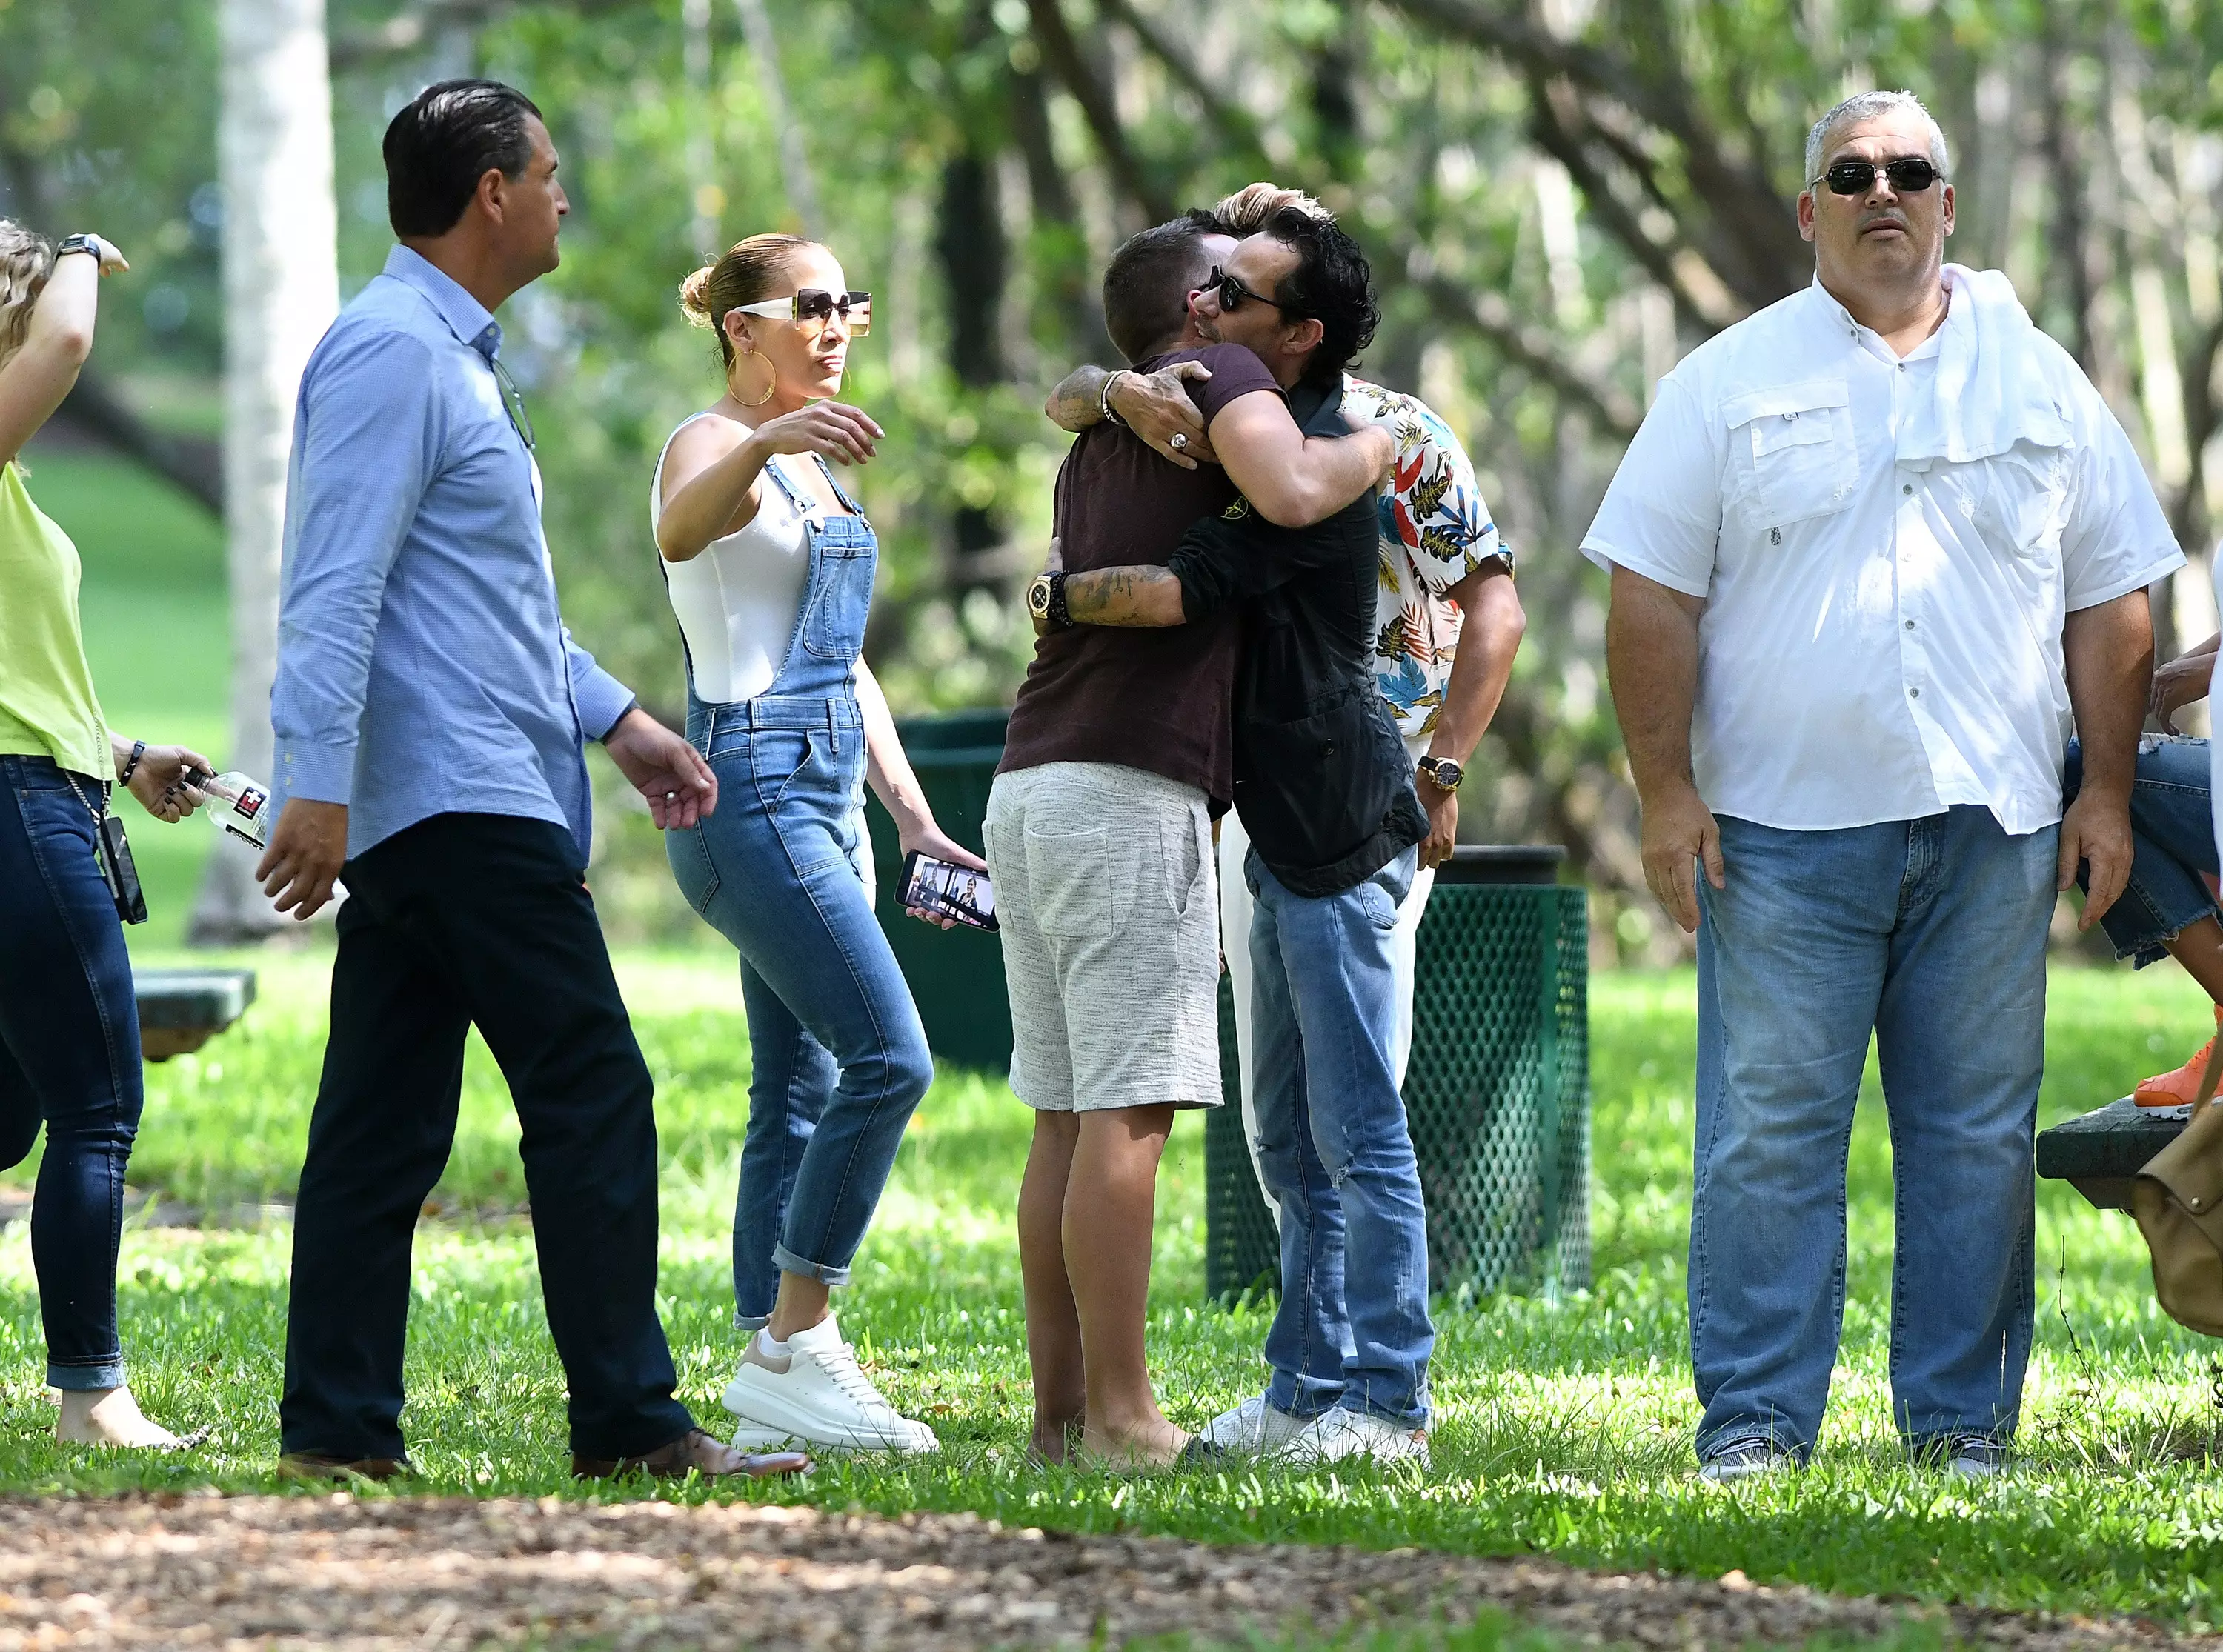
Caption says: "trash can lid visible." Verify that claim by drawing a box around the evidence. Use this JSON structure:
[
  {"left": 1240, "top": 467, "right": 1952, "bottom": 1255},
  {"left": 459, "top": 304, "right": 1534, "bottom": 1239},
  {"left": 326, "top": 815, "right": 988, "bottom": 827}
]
[{"left": 1434, "top": 845, "right": 1567, "bottom": 885}]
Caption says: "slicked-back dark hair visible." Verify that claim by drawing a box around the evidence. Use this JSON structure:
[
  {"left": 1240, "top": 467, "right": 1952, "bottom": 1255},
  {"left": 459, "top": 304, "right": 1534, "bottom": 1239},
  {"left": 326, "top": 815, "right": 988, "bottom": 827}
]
[
  {"left": 1101, "top": 220, "right": 1213, "bottom": 364},
  {"left": 1259, "top": 204, "right": 1378, "bottom": 389},
  {"left": 384, "top": 79, "right": 544, "bottom": 239}
]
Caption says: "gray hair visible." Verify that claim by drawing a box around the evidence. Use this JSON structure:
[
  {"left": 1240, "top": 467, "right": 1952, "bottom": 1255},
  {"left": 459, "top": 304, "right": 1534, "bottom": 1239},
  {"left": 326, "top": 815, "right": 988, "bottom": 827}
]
[
  {"left": 1803, "top": 90, "right": 1950, "bottom": 188},
  {"left": 0, "top": 219, "right": 53, "bottom": 373}
]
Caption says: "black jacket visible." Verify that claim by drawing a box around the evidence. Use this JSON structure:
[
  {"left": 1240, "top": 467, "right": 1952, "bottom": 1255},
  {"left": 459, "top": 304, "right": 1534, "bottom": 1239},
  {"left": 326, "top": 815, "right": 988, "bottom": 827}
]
[{"left": 1166, "top": 380, "right": 1427, "bottom": 896}]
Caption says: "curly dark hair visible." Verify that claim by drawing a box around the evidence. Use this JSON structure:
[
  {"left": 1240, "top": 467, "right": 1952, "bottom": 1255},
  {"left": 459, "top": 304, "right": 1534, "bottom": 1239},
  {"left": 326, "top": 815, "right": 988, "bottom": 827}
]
[{"left": 1257, "top": 204, "right": 1378, "bottom": 390}]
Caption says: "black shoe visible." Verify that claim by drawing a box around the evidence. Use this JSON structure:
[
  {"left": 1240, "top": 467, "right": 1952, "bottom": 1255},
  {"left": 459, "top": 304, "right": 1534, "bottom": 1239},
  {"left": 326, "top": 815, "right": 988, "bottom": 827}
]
[{"left": 276, "top": 1451, "right": 416, "bottom": 1482}]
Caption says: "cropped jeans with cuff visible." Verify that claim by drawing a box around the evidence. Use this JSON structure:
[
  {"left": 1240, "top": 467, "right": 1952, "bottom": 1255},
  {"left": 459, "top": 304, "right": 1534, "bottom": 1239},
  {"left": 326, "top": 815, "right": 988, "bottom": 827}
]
[
  {"left": 664, "top": 507, "right": 934, "bottom": 1328},
  {"left": 2063, "top": 735, "right": 2219, "bottom": 967},
  {"left": 0, "top": 753, "right": 143, "bottom": 1393},
  {"left": 1247, "top": 845, "right": 1433, "bottom": 1430},
  {"left": 1692, "top": 806, "right": 2053, "bottom": 1465}
]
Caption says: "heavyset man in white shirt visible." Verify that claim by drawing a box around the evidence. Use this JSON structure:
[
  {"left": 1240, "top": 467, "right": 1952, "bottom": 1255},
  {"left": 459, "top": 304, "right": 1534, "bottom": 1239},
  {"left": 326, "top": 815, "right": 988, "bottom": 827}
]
[{"left": 1584, "top": 91, "right": 2183, "bottom": 1481}]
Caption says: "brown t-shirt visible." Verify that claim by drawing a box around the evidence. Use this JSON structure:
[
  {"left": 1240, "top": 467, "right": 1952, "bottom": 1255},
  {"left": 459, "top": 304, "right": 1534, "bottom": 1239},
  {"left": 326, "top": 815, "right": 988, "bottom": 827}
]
[{"left": 999, "top": 344, "right": 1285, "bottom": 810}]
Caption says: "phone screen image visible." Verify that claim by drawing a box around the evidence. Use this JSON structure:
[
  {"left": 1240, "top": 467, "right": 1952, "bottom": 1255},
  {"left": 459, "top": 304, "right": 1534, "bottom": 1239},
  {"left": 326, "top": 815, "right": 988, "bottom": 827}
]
[{"left": 901, "top": 852, "right": 997, "bottom": 930}]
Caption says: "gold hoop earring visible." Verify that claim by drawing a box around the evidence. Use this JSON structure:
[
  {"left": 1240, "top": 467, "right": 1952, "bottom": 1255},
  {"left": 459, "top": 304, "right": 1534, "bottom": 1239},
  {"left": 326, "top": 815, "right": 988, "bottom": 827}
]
[{"left": 732, "top": 350, "right": 777, "bottom": 407}]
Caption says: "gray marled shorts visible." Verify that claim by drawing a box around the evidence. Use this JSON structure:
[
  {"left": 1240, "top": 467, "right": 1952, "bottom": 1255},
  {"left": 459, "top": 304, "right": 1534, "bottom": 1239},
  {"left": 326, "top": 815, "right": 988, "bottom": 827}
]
[{"left": 985, "top": 762, "right": 1223, "bottom": 1112}]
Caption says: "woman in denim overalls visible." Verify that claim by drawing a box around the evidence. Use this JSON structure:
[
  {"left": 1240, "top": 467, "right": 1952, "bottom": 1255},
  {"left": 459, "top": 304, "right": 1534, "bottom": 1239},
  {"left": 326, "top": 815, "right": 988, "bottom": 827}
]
[{"left": 655, "top": 235, "right": 985, "bottom": 1453}]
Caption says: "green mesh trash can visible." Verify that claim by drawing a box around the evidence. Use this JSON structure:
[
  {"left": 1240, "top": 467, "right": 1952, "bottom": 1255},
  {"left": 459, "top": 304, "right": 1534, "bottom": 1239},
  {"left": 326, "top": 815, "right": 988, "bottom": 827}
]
[
  {"left": 1206, "top": 845, "right": 1591, "bottom": 1301},
  {"left": 862, "top": 709, "right": 1013, "bottom": 1071}
]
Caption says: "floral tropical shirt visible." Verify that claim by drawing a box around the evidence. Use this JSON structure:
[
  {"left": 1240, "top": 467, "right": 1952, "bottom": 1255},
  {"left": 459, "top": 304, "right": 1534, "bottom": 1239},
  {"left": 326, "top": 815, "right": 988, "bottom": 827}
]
[{"left": 1340, "top": 374, "right": 1509, "bottom": 743}]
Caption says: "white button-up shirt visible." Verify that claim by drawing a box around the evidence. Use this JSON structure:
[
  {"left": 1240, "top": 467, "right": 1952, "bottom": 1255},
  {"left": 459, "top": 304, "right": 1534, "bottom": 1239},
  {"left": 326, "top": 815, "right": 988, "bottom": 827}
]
[{"left": 1582, "top": 268, "right": 2183, "bottom": 836}]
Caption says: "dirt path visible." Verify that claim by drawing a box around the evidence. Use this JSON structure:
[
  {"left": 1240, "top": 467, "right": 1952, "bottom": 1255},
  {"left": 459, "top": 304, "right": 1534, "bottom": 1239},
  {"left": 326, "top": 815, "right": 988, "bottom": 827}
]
[{"left": 0, "top": 1495, "right": 2199, "bottom": 1650}]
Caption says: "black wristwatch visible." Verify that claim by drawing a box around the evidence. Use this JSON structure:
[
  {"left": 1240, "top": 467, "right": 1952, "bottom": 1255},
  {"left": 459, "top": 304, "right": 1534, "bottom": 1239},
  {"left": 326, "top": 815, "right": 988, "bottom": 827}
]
[
  {"left": 53, "top": 233, "right": 102, "bottom": 262},
  {"left": 1027, "top": 570, "right": 1072, "bottom": 630},
  {"left": 1416, "top": 755, "right": 1464, "bottom": 792}
]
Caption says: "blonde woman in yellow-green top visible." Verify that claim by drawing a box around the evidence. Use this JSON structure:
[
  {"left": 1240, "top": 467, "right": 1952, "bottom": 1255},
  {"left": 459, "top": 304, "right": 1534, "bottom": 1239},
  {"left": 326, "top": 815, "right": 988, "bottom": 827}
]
[{"left": 0, "top": 222, "right": 214, "bottom": 1450}]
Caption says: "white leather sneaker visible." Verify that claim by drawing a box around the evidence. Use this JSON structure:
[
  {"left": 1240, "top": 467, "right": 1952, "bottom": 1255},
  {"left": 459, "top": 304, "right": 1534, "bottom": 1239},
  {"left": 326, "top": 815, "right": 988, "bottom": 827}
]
[
  {"left": 1281, "top": 1407, "right": 1429, "bottom": 1468},
  {"left": 1199, "top": 1393, "right": 1309, "bottom": 1455},
  {"left": 721, "top": 1314, "right": 940, "bottom": 1453}
]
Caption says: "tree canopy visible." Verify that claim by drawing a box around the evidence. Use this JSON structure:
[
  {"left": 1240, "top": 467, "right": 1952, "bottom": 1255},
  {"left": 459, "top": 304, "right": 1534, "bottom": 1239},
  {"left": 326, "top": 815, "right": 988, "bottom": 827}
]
[{"left": 9, "top": 0, "right": 2222, "bottom": 954}]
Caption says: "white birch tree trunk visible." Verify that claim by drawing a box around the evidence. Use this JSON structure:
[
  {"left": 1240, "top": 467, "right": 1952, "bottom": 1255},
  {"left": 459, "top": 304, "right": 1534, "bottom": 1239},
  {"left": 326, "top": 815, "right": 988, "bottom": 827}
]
[{"left": 190, "top": 0, "right": 339, "bottom": 943}]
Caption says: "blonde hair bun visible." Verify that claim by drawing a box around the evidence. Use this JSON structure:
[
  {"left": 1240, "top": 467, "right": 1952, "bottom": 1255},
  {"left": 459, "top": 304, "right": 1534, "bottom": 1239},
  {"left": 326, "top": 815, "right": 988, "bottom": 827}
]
[
  {"left": 678, "top": 263, "right": 719, "bottom": 326},
  {"left": 682, "top": 232, "right": 821, "bottom": 369}
]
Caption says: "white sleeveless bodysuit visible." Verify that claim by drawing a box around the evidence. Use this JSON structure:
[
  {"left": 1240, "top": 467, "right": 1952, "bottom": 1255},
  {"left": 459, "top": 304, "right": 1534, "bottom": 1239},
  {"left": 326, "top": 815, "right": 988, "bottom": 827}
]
[{"left": 651, "top": 413, "right": 832, "bottom": 704}]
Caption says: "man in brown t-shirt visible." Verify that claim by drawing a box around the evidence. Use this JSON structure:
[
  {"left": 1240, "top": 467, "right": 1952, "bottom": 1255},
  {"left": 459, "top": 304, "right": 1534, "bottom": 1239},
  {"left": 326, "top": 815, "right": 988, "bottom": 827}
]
[{"left": 987, "top": 217, "right": 1391, "bottom": 1470}]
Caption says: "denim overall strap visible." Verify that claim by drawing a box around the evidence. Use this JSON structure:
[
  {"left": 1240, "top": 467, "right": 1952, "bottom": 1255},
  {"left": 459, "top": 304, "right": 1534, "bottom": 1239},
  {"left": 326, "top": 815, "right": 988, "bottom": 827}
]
[{"left": 768, "top": 507, "right": 877, "bottom": 703}]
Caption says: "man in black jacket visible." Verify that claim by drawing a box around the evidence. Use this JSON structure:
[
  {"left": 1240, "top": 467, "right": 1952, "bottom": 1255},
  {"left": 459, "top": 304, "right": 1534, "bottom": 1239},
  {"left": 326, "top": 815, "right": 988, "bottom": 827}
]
[{"left": 1027, "top": 209, "right": 1433, "bottom": 1467}]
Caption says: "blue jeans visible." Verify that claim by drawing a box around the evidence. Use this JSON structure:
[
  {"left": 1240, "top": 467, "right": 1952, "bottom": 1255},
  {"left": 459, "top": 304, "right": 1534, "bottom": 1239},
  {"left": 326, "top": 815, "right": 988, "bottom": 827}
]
[
  {"left": 2064, "top": 736, "right": 2218, "bottom": 967},
  {"left": 0, "top": 755, "right": 142, "bottom": 1392},
  {"left": 1247, "top": 845, "right": 1433, "bottom": 1429},
  {"left": 668, "top": 694, "right": 934, "bottom": 1322},
  {"left": 1693, "top": 806, "right": 2053, "bottom": 1461}
]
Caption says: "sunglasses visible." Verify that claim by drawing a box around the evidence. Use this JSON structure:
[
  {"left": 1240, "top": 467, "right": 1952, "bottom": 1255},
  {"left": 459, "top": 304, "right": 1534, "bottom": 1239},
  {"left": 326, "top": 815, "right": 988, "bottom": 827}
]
[
  {"left": 1205, "top": 265, "right": 1295, "bottom": 319},
  {"left": 489, "top": 354, "right": 535, "bottom": 453},
  {"left": 731, "top": 287, "right": 872, "bottom": 336},
  {"left": 1816, "top": 156, "right": 1941, "bottom": 196}
]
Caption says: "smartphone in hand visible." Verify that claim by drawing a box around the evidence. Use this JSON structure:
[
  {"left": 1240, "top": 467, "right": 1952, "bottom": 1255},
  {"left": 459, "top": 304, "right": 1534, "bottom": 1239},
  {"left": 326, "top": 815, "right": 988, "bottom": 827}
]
[{"left": 900, "top": 850, "right": 997, "bottom": 931}]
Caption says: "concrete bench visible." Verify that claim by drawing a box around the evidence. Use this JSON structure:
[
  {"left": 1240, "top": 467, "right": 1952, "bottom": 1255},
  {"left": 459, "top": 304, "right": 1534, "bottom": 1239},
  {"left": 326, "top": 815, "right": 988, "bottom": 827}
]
[
  {"left": 133, "top": 967, "right": 256, "bottom": 1062},
  {"left": 2035, "top": 1097, "right": 2187, "bottom": 1211}
]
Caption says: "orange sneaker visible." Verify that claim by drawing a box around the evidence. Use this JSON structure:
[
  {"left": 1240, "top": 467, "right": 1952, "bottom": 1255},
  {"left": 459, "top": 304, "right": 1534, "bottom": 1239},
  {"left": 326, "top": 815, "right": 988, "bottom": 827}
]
[{"left": 2134, "top": 1005, "right": 2223, "bottom": 1116}]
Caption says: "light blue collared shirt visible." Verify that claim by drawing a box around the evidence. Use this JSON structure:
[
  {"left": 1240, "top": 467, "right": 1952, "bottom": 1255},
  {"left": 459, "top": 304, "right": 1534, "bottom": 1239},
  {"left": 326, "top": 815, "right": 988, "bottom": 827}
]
[{"left": 270, "top": 246, "right": 634, "bottom": 862}]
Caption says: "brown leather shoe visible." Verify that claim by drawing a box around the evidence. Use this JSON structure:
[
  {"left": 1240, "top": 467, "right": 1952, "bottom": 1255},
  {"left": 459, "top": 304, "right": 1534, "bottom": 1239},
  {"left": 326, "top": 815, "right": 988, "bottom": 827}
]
[
  {"left": 572, "top": 1427, "right": 811, "bottom": 1481},
  {"left": 276, "top": 1451, "right": 416, "bottom": 1482}
]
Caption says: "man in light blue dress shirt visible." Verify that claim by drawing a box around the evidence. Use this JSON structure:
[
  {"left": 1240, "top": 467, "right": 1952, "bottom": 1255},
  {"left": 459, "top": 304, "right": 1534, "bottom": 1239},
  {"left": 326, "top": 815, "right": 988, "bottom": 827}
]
[{"left": 258, "top": 80, "right": 800, "bottom": 1482}]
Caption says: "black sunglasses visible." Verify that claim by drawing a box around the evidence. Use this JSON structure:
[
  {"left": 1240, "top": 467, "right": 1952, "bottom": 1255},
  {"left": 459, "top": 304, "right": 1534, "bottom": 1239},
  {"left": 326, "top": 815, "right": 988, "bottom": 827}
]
[
  {"left": 1205, "top": 265, "right": 1297, "bottom": 319},
  {"left": 1817, "top": 156, "right": 1941, "bottom": 197}
]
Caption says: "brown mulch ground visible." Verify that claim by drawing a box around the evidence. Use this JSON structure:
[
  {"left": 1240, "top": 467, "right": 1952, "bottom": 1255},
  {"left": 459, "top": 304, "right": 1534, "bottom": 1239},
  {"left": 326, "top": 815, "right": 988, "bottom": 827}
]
[{"left": 0, "top": 1495, "right": 2204, "bottom": 1651}]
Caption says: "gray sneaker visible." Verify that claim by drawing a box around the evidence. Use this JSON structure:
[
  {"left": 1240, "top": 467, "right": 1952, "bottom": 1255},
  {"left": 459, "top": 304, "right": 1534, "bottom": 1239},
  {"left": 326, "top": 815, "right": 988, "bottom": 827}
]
[
  {"left": 1920, "top": 1432, "right": 2011, "bottom": 1479},
  {"left": 1698, "top": 1439, "right": 1796, "bottom": 1484}
]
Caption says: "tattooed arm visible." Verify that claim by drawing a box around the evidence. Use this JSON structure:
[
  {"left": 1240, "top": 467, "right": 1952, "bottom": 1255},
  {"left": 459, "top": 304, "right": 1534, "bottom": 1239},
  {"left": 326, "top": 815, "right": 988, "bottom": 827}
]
[
  {"left": 1044, "top": 362, "right": 1217, "bottom": 469},
  {"left": 1060, "top": 565, "right": 1189, "bottom": 627}
]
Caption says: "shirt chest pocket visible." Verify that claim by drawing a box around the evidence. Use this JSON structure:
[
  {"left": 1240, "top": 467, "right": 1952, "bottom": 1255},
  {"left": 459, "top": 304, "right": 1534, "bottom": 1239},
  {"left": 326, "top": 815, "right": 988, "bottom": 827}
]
[
  {"left": 1971, "top": 442, "right": 2070, "bottom": 562},
  {"left": 1722, "top": 379, "right": 1859, "bottom": 531}
]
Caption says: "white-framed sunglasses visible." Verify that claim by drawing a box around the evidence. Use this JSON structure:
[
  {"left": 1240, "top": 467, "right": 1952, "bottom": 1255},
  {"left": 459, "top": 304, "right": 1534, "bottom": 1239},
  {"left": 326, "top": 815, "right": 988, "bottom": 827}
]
[{"left": 729, "top": 287, "right": 872, "bottom": 336}]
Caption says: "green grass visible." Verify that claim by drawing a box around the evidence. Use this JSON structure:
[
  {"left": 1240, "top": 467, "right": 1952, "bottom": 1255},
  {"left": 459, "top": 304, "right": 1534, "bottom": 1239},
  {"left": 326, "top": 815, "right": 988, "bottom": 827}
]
[
  {"left": 19, "top": 445, "right": 230, "bottom": 946},
  {"left": 4, "top": 953, "right": 2223, "bottom": 1639}
]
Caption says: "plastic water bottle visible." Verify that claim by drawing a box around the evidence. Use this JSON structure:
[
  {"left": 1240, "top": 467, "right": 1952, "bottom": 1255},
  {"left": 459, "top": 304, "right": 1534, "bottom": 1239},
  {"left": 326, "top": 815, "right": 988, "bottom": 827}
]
[{"left": 192, "top": 770, "right": 273, "bottom": 850}]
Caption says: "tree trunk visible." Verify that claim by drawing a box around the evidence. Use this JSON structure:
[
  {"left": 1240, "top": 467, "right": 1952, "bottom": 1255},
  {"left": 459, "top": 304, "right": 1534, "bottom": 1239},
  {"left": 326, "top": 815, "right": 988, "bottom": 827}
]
[
  {"left": 936, "top": 148, "right": 1009, "bottom": 594},
  {"left": 190, "top": 0, "right": 338, "bottom": 945}
]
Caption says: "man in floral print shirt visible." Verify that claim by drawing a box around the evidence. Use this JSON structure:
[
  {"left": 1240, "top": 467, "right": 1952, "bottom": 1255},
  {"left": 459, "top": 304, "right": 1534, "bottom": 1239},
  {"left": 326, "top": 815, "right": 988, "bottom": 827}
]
[{"left": 1042, "top": 184, "right": 1526, "bottom": 1256}]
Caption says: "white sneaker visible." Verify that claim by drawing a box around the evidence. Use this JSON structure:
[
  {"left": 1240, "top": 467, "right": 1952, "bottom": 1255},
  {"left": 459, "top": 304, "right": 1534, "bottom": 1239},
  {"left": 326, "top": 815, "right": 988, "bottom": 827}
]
[
  {"left": 1200, "top": 1393, "right": 1309, "bottom": 1455},
  {"left": 720, "top": 1315, "right": 940, "bottom": 1453},
  {"left": 1280, "top": 1407, "right": 1429, "bottom": 1468}
]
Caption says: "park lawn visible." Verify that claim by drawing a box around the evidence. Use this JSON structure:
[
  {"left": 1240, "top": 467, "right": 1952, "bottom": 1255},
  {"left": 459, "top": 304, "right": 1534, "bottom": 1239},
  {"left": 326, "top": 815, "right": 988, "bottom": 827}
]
[{"left": 4, "top": 954, "right": 2223, "bottom": 1641}]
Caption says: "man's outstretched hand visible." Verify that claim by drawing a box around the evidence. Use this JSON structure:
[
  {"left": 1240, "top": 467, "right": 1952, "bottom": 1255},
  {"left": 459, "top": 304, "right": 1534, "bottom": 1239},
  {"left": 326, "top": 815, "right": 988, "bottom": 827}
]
[
  {"left": 258, "top": 798, "right": 350, "bottom": 921},
  {"left": 605, "top": 707, "right": 717, "bottom": 830}
]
